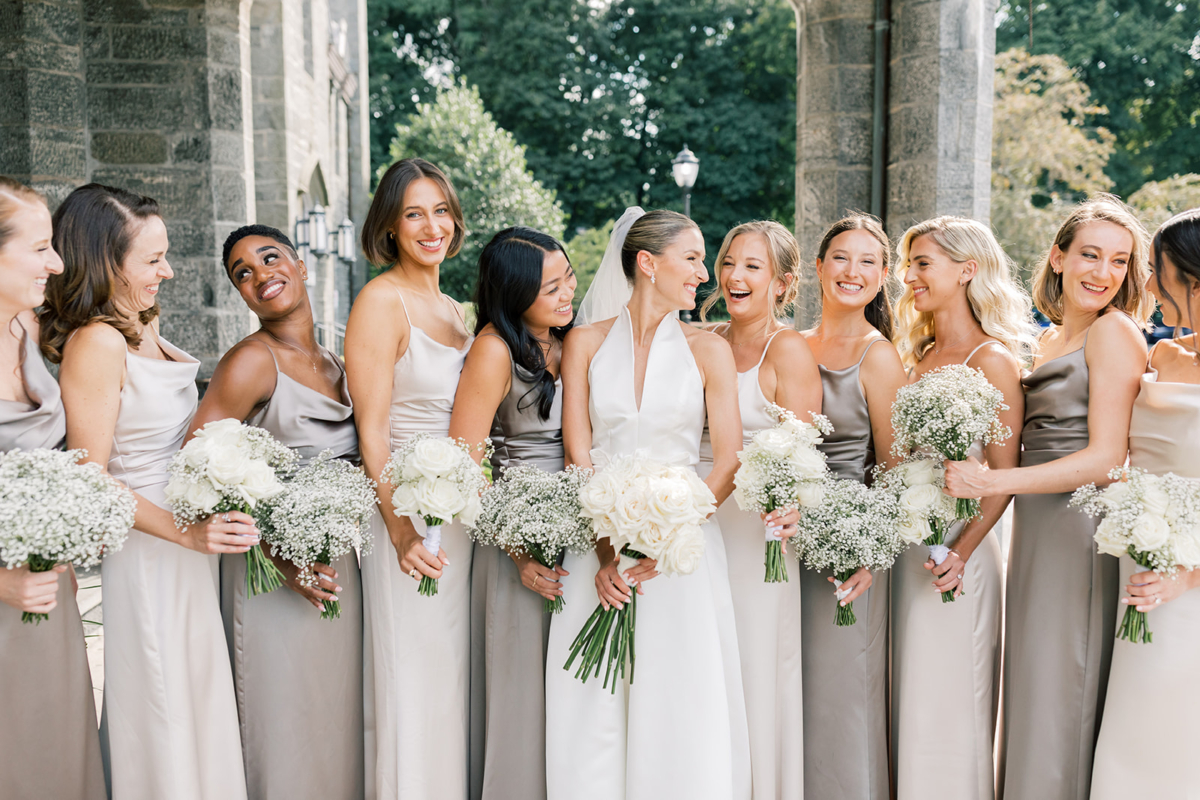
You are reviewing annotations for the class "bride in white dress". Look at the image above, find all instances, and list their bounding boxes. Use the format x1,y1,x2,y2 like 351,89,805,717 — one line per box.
545,208,751,800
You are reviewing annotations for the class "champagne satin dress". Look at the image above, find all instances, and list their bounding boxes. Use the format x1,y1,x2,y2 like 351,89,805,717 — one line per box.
1090,353,1200,796
220,343,364,799
0,329,105,799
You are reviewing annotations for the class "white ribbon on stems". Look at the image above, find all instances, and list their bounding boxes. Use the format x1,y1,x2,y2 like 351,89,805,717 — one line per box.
927,543,951,566
423,523,443,559
831,577,852,602
764,523,784,543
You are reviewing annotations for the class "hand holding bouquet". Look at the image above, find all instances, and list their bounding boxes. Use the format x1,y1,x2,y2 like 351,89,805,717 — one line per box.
1072,467,1200,643
383,434,491,597
891,364,1010,521
165,419,298,596
793,477,905,625
0,448,135,623
258,451,378,618
469,464,595,613
876,456,961,602
732,405,833,583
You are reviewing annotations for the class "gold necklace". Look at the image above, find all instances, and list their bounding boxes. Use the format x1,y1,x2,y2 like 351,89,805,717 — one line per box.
930,332,969,356
264,330,321,373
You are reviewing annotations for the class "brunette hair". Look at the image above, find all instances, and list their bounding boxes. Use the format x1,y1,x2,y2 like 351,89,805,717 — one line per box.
700,220,801,321
361,158,466,267
815,214,894,340
38,183,161,363
473,226,572,420
1152,208,1200,335
619,209,700,283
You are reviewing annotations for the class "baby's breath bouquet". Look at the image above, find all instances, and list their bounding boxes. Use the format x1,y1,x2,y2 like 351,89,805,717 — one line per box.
468,464,595,613
891,364,1010,521
0,448,135,623
258,452,378,619
876,456,961,602
382,434,491,597
1072,467,1200,644
165,419,298,596
794,477,905,625
565,454,716,691
732,405,833,583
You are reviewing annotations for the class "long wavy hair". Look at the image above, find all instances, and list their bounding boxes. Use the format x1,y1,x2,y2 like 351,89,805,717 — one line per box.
472,226,572,421
1152,208,1200,336
699,220,801,322
893,216,1038,368
38,183,161,364
814,214,894,340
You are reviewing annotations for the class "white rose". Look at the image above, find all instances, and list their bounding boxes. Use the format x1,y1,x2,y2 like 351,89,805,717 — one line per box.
460,493,483,528
645,477,696,528
1093,518,1128,558
1100,480,1131,512
180,435,215,469
779,417,823,446
410,438,464,481
205,445,252,490
632,521,672,559
685,472,717,516
613,487,651,535
415,478,467,522
1129,513,1171,552
898,514,930,544
392,483,420,515
753,428,794,459
1170,525,1200,568
580,472,620,516
182,479,222,516
197,418,244,447
241,460,283,502
796,482,825,509
789,447,827,480
899,484,942,516
1141,483,1171,519
659,524,705,576
899,458,939,487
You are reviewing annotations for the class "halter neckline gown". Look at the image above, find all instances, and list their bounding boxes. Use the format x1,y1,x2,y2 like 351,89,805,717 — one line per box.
1089,351,1200,796
361,287,473,799
0,328,105,799
545,306,751,800
220,342,364,799
698,327,801,800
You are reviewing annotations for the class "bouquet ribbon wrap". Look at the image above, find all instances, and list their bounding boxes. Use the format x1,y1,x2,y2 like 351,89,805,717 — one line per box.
423,523,442,558
928,543,951,566
831,576,851,602
764,524,783,543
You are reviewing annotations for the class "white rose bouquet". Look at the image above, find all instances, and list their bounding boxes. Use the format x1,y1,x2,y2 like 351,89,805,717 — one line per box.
793,477,905,626
876,456,961,602
382,434,491,597
257,452,378,619
565,454,716,691
0,448,135,623
468,464,595,613
732,404,834,583
891,364,1011,521
1071,467,1200,644
165,419,298,596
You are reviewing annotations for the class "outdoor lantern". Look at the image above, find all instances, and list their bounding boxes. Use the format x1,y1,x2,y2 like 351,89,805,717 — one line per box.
308,204,329,255
338,217,355,262
294,213,311,266
671,145,700,217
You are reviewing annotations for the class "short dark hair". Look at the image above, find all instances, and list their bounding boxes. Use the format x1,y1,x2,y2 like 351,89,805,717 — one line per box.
222,224,296,277
361,158,465,267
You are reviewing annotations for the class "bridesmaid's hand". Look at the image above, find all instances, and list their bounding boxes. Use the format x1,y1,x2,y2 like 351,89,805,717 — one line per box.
392,517,447,582
830,567,872,605
595,558,634,610
276,557,341,611
513,553,567,602
183,511,259,555
0,563,65,614
942,457,990,499
763,507,799,540
1122,567,1200,612
925,549,966,598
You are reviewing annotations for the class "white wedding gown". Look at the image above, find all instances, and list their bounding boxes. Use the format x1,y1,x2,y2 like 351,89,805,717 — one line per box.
545,307,751,800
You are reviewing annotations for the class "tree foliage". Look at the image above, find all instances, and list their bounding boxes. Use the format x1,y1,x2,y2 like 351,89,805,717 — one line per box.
1129,174,1200,231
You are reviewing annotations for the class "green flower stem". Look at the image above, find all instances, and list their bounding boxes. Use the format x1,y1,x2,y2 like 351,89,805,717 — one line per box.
529,543,565,614
1117,552,1154,644
21,554,58,625
834,568,857,626
563,547,643,692
416,517,446,598
923,519,957,604
764,540,788,583
246,543,285,597
316,546,340,620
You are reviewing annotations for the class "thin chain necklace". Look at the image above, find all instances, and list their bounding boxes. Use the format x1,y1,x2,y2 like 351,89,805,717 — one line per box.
930,332,970,356
727,320,782,349
264,329,321,373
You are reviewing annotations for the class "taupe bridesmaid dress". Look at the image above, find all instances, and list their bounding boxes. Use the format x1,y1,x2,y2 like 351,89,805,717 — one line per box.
468,334,562,800
1090,352,1200,796
802,337,889,799
0,329,105,800
1000,337,1117,800
220,343,364,799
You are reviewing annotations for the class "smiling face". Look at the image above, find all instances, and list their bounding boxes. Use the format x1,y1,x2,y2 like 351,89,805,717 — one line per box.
227,235,309,320
113,214,171,316
522,249,577,331
720,232,783,321
1052,220,1133,317
391,177,457,270
903,233,972,313
645,226,707,310
0,200,62,316
817,228,886,313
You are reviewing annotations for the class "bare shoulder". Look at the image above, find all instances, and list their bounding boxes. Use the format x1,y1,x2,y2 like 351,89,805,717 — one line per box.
682,322,732,353
762,328,814,363
63,321,126,359
860,336,905,372
349,275,403,317
1091,309,1147,348
968,340,1022,381
218,336,277,373
467,327,513,363
564,319,615,353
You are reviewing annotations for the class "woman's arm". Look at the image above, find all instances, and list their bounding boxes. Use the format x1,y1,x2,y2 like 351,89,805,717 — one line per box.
861,339,909,470
695,330,742,506
59,323,255,554
763,330,823,421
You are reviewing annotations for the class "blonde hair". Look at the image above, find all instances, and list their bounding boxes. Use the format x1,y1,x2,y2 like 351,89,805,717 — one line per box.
1031,193,1153,326
894,216,1038,367
0,176,45,253
700,220,801,321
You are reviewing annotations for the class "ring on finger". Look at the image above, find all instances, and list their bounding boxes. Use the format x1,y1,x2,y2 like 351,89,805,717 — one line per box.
957,573,964,580
533,574,540,588
409,568,418,580
1155,595,1162,605
222,513,231,523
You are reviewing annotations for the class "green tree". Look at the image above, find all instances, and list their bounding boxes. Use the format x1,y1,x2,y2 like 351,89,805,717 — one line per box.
384,81,567,300
1129,174,1200,230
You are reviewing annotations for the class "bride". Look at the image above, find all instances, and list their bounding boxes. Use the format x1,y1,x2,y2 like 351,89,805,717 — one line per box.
544,208,751,800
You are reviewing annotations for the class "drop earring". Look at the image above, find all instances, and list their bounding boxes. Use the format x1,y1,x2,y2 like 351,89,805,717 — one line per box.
650,272,656,285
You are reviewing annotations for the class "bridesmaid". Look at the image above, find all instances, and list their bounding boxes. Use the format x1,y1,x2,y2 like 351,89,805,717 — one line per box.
944,196,1153,800
450,227,576,800
697,219,820,799
1089,208,1200,796
799,214,907,799
41,183,250,799
0,177,105,799
890,216,1030,800
187,224,364,799
346,158,474,799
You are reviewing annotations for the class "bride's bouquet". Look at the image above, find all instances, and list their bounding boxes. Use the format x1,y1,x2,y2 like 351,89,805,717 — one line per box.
876,456,961,602
732,405,833,583
793,477,905,625
383,434,490,597
0,448,135,623
891,364,1011,521
1072,467,1200,644
165,419,298,596
565,453,716,691
257,452,378,619
468,464,595,613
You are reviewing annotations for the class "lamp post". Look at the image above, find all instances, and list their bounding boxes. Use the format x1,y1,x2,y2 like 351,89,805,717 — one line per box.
671,144,700,218
337,217,355,263
308,204,329,255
